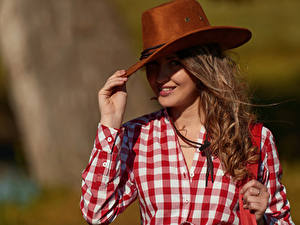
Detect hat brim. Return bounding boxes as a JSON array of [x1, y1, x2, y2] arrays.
[[126, 26, 251, 76]]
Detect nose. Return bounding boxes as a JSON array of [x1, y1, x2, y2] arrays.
[[156, 64, 171, 84]]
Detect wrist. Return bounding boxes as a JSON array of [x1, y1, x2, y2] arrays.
[[100, 117, 122, 129], [257, 216, 265, 225]]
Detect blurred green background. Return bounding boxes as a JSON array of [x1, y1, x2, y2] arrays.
[[0, 0, 299, 224]]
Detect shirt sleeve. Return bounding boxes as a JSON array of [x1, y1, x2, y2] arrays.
[[258, 126, 294, 225], [80, 123, 137, 224]]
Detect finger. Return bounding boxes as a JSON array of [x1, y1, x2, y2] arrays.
[[104, 70, 127, 86], [240, 179, 265, 194], [105, 77, 128, 88], [112, 81, 127, 94], [115, 82, 127, 93], [243, 201, 261, 211], [243, 186, 260, 201], [242, 186, 269, 204], [102, 70, 127, 93], [99, 83, 127, 101], [109, 70, 127, 79], [100, 77, 128, 94], [243, 201, 266, 222], [242, 185, 268, 203], [242, 190, 269, 212], [243, 195, 261, 205], [243, 201, 267, 220]]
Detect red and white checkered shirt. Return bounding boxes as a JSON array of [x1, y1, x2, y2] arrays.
[[80, 109, 294, 225]]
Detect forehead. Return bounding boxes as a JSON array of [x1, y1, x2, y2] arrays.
[[148, 54, 178, 64]]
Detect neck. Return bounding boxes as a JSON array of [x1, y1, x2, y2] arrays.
[[168, 98, 205, 130]]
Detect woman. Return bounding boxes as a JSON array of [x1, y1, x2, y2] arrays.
[[80, 0, 294, 224]]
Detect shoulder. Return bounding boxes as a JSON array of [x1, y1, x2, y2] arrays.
[[250, 123, 276, 147], [121, 109, 167, 148], [252, 124, 276, 151], [252, 124, 280, 171], [260, 126, 278, 157], [249, 124, 282, 180], [250, 123, 279, 160], [122, 108, 166, 129]]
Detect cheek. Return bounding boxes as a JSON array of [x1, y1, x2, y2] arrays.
[[175, 73, 199, 96], [146, 73, 158, 93]]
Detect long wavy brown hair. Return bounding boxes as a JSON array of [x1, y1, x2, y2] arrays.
[[175, 44, 259, 181]]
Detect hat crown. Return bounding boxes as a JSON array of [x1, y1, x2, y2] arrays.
[[125, 0, 251, 77], [142, 0, 210, 50]]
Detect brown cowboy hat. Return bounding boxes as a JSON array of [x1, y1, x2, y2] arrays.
[[125, 0, 251, 76]]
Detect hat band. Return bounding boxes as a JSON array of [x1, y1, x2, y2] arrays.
[[140, 43, 166, 60]]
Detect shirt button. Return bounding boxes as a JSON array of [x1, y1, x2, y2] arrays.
[[102, 161, 108, 168], [184, 198, 189, 204], [190, 172, 194, 178], [107, 137, 112, 142]]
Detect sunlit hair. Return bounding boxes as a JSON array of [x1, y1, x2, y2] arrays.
[[175, 44, 259, 181]]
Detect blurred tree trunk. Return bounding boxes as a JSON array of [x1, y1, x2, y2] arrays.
[[0, 0, 157, 186]]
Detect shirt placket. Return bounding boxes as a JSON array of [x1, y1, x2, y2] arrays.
[[166, 114, 194, 223], [180, 126, 206, 224], [177, 145, 191, 222]]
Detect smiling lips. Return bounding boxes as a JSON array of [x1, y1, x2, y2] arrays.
[[159, 86, 176, 97]]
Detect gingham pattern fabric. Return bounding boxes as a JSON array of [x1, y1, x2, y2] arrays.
[[80, 109, 294, 225]]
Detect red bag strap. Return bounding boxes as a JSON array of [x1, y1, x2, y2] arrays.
[[238, 123, 263, 225]]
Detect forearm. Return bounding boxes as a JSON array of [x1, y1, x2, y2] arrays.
[[80, 124, 136, 224], [259, 127, 294, 225], [80, 127, 120, 224]]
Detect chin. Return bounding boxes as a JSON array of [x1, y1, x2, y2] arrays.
[[158, 96, 179, 108]]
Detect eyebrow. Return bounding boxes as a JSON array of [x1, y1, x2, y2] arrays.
[[165, 55, 178, 60], [147, 55, 179, 65]]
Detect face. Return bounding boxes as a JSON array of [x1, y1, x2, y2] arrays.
[[146, 54, 200, 110]]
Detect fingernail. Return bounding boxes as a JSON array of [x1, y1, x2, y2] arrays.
[[119, 70, 126, 74]]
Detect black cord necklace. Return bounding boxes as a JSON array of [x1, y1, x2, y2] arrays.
[[171, 121, 214, 187]]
